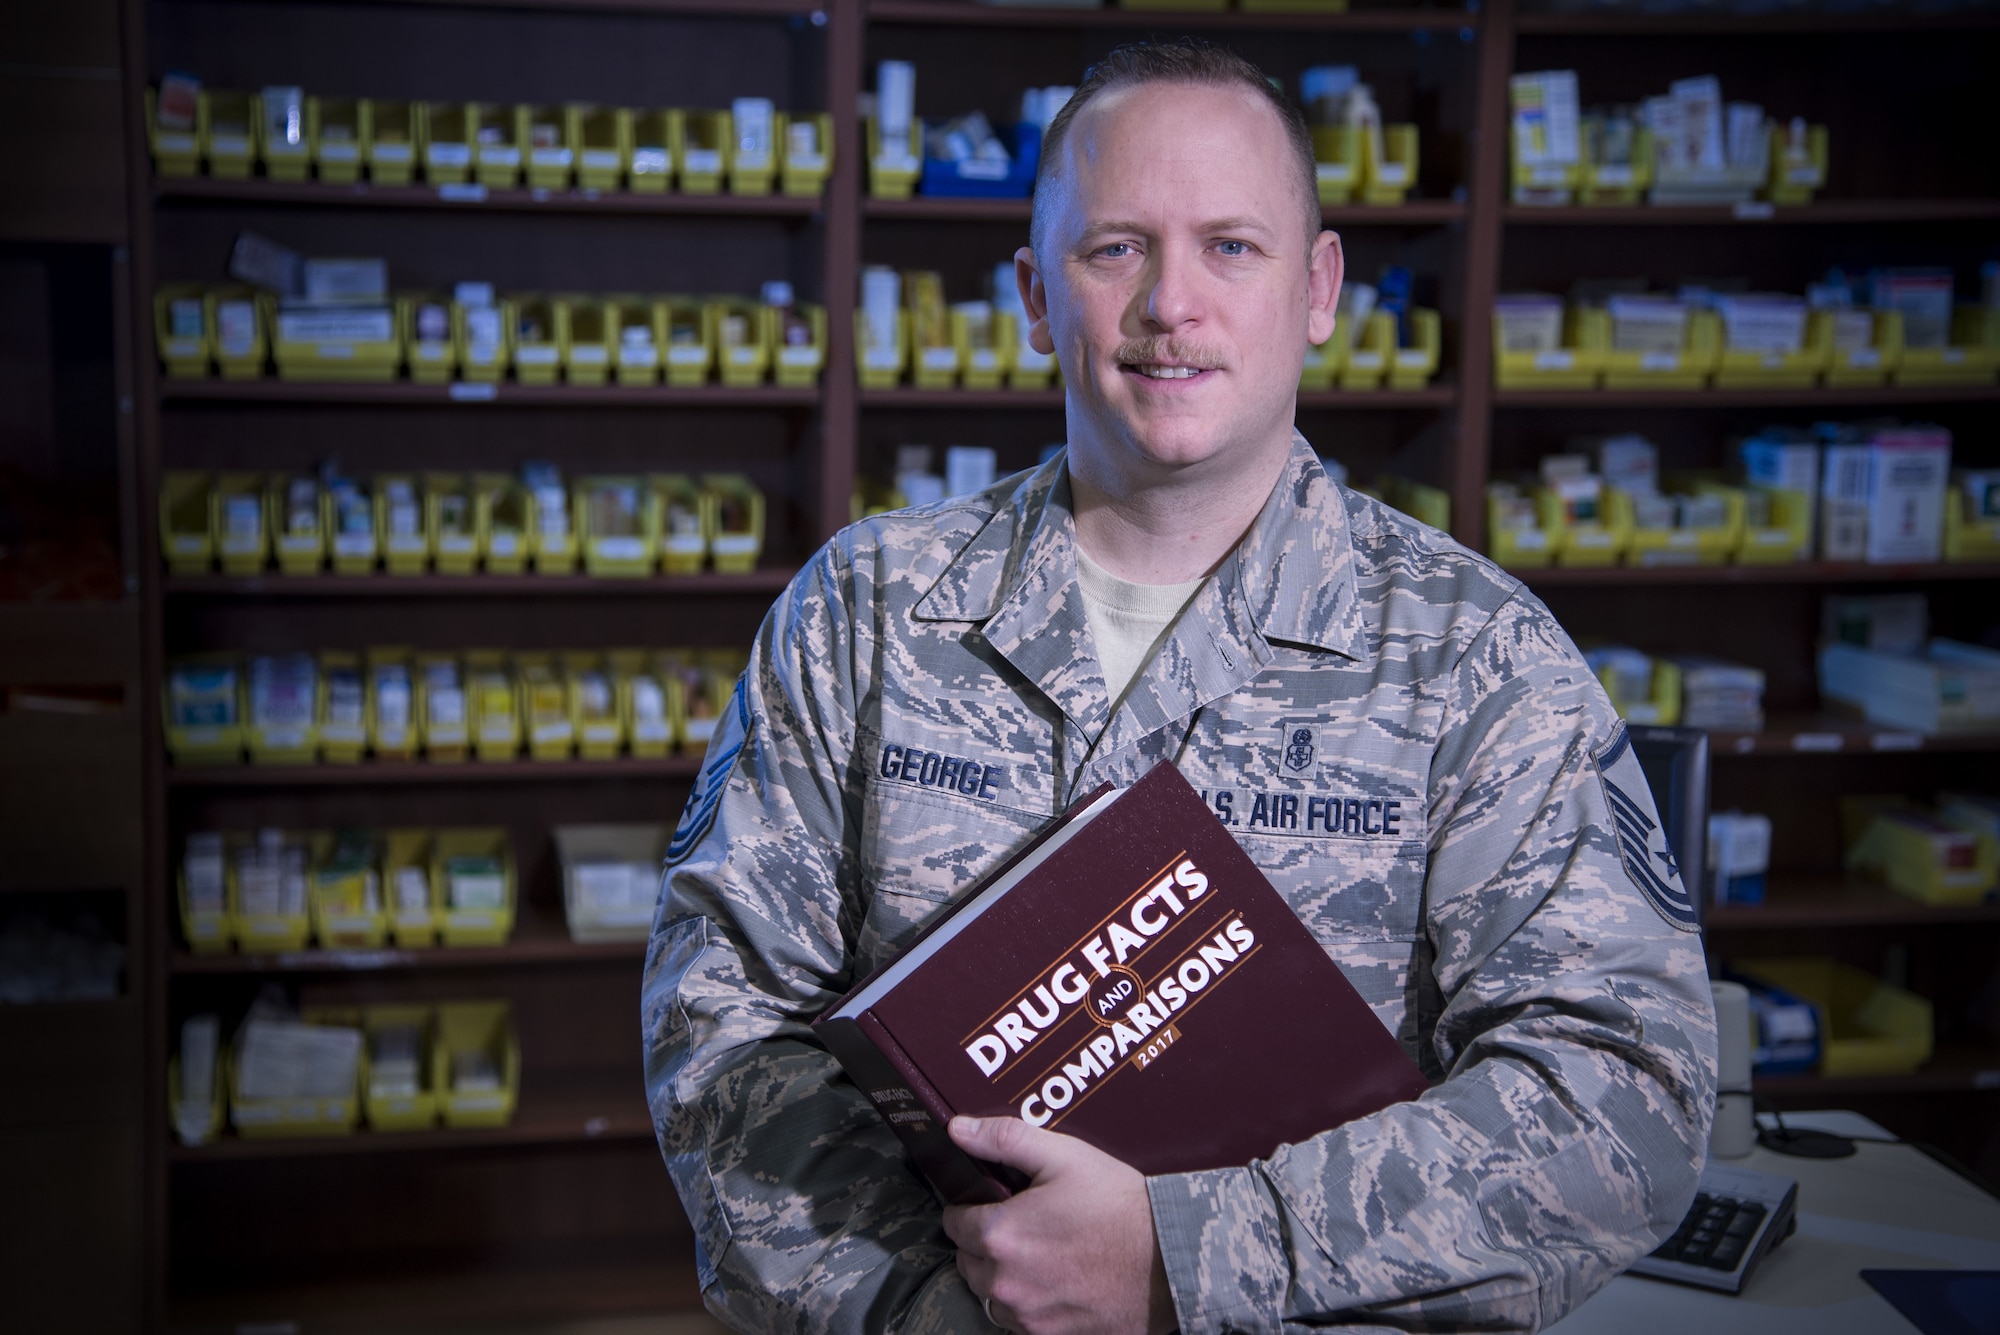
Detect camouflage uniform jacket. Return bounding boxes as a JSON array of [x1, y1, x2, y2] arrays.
[[644, 433, 1717, 1334]]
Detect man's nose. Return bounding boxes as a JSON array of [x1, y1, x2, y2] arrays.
[[1143, 246, 1202, 331]]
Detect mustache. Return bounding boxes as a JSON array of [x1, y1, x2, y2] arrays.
[[1112, 338, 1224, 370]]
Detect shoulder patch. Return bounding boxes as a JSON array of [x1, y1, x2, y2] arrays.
[[665, 676, 752, 865], [1592, 726, 1701, 932]]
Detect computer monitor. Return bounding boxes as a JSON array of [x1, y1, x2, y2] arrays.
[[1626, 725, 1711, 933]]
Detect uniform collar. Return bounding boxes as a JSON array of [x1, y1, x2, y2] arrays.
[[914, 432, 1367, 661]]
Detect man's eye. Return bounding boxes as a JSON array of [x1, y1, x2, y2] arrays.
[[1098, 242, 1133, 259], [1216, 240, 1250, 257]]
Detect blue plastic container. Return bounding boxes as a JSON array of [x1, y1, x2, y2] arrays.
[[918, 123, 1040, 200]]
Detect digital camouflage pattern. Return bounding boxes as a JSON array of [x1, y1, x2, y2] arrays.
[[643, 433, 1717, 1334]]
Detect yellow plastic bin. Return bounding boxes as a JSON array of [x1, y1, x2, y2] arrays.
[[651, 473, 710, 576], [703, 473, 766, 575], [1945, 480, 2000, 561], [168, 1052, 224, 1146], [1578, 128, 1652, 206], [1387, 308, 1442, 390], [203, 90, 256, 178], [404, 293, 458, 384], [228, 829, 314, 953], [1381, 476, 1451, 532], [867, 117, 922, 200], [366, 99, 419, 186], [265, 293, 404, 383], [179, 835, 236, 954], [1714, 316, 1830, 391], [712, 298, 773, 387], [478, 472, 531, 574], [628, 108, 682, 193], [1614, 487, 1737, 566], [245, 652, 322, 765], [208, 287, 266, 379], [679, 108, 729, 194], [1734, 956, 1932, 1078], [1841, 796, 2000, 907], [578, 475, 661, 577], [1337, 311, 1395, 390], [317, 650, 369, 764], [229, 1011, 364, 1137], [662, 298, 716, 387], [616, 649, 677, 758], [420, 101, 474, 185], [161, 471, 215, 574], [953, 306, 1011, 391], [310, 96, 368, 184], [426, 472, 482, 575], [780, 112, 834, 197], [773, 301, 827, 387], [1765, 123, 1829, 207], [213, 471, 269, 575], [727, 105, 778, 196], [381, 827, 438, 947], [146, 86, 203, 177], [563, 296, 614, 386], [155, 285, 212, 379], [256, 89, 312, 182], [1311, 125, 1362, 206], [1486, 490, 1556, 569], [329, 476, 379, 575], [1539, 485, 1628, 568], [164, 655, 244, 766], [433, 1000, 519, 1127], [520, 103, 573, 189], [471, 101, 522, 188], [309, 829, 387, 949], [1598, 307, 1719, 391], [433, 829, 517, 947], [1597, 656, 1682, 726], [565, 652, 626, 760], [856, 308, 909, 389], [569, 104, 630, 191], [362, 1004, 438, 1131], [1730, 485, 1812, 564], [1894, 307, 2000, 388], [518, 653, 574, 761], [1361, 125, 1418, 206], [375, 473, 430, 576], [1816, 309, 1902, 389], [267, 473, 327, 575], [612, 295, 666, 387], [1494, 306, 1606, 391], [510, 294, 563, 385], [415, 651, 469, 764], [465, 651, 520, 762]]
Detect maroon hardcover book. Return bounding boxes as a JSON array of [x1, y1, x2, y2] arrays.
[[814, 760, 1431, 1206]]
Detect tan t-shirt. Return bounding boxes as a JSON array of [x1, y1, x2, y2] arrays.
[[1075, 544, 1207, 708]]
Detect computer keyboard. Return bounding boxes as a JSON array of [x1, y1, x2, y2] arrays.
[[1627, 1162, 1798, 1294]]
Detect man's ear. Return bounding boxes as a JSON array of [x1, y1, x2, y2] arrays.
[[1016, 246, 1056, 356], [1306, 229, 1343, 348]]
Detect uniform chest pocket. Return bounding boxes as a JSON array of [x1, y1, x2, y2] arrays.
[[854, 784, 1047, 974], [1234, 832, 1427, 945]]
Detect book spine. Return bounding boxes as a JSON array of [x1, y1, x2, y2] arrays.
[[816, 1012, 1015, 1206]]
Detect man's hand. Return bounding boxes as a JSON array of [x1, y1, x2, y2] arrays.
[[942, 1115, 1177, 1335]]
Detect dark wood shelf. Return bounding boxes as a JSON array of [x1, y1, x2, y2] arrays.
[[162, 569, 797, 598], [160, 379, 821, 408], [169, 1253, 702, 1335], [333, 0, 817, 14], [1706, 876, 2000, 930], [1496, 385, 2000, 409], [165, 755, 701, 787], [168, 1072, 653, 1162], [861, 384, 1457, 409], [1505, 199, 2000, 226], [1522, 561, 2000, 587], [1756, 1046, 2000, 1098], [172, 905, 643, 975], [155, 174, 823, 216], [1517, 7, 2000, 34], [1709, 715, 2000, 758], [864, 195, 1466, 225], [868, 1, 1478, 32]]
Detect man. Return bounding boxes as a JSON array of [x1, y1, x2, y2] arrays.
[[645, 40, 1716, 1335]]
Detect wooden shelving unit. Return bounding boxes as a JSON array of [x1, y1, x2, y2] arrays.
[[124, 0, 2000, 1328]]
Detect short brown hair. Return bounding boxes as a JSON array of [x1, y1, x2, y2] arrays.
[[1031, 39, 1322, 257]]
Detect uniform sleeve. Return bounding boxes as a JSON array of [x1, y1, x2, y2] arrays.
[[640, 544, 993, 1335], [1148, 589, 1718, 1333]]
